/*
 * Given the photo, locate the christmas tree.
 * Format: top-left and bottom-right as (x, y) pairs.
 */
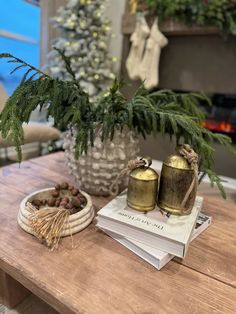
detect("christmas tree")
(48, 0), (115, 97)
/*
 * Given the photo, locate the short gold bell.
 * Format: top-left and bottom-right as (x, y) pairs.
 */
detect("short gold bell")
(127, 157), (159, 212)
(157, 145), (198, 215)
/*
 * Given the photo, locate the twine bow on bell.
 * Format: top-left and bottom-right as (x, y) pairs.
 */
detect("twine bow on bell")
(177, 144), (199, 208)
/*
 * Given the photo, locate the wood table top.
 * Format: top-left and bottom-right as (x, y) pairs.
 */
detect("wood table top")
(0, 152), (235, 314)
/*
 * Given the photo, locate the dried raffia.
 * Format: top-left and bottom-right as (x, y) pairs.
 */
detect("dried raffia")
(26, 202), (72, 250)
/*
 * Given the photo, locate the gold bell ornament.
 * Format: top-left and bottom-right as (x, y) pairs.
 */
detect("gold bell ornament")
(157, 144), (199, 216)
(110, 157), (159, 212)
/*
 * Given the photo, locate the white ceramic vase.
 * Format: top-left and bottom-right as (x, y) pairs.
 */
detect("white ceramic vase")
(63, 128), (140, 196)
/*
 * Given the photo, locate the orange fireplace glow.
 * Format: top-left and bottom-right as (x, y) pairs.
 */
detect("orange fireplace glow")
(203, 120), (236, 134)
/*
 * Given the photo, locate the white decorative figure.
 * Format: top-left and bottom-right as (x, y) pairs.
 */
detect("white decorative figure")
(126, 15), (150, 80)
(139, 18), (168, 89)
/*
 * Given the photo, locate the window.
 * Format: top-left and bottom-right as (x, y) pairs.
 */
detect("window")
(0, 0), (40, 95)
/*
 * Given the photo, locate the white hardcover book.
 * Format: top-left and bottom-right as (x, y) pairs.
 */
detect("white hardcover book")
(103, 213), (212, 270)
(96, 191), (202, 258)
(191, 212), (212, 241)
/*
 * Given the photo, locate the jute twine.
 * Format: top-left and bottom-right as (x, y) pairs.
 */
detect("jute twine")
(109, 158), (148, 195)
(129, 0), (138, 14)
(178, 144), (199, 208)
(26, 203), (73, 251)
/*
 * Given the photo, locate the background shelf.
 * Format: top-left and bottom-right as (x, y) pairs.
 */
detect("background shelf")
(122, 13), (219, 36)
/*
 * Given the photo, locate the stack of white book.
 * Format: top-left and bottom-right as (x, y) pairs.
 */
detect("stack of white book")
(96, 191), (212, 270)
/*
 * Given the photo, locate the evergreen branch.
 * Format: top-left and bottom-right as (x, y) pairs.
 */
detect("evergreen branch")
(10, 64), (26, 75)
(0, 53), (49, 79)
(28, 72), (39, 81)
(0, 51), (235, 198)
(205, 169), (227, 199)
(198, 172), (207, 185)
(21, 68), (33, 84)
(143, 0), (236, 36)
(53, 47), (77, 81)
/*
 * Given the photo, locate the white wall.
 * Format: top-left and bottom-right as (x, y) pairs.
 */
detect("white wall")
(105, 0), (126, 73)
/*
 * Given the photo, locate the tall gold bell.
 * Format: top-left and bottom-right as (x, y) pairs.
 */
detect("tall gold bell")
(157, 152), (197, 215)
(127, 158), (159, 212)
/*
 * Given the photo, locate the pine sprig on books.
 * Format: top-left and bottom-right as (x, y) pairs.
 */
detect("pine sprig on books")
(0, 50), (235, 197)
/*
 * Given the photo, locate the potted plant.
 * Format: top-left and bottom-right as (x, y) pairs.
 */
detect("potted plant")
(0, 49), (234, 197)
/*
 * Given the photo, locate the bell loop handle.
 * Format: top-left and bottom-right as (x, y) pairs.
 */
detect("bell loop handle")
(109, 156), (153, 196)
(140, 156), (152, 168)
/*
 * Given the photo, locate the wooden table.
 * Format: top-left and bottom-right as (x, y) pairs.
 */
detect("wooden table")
(0, 152), (235, 314)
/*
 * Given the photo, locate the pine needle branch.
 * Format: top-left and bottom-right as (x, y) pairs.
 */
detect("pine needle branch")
(205, 169), (227, 199)
(0, 51), (235, 198)
(53, 47), (77, 82)
(0, 53), (49, 79)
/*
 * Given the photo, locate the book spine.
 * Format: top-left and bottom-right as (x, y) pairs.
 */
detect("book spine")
(182, 198), (204, 258)
(192, 215), (212, 241)
(100, 213), (212, 271)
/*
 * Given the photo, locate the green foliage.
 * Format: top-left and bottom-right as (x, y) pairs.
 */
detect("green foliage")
(143, 0), (236, 36)
(0, 51), (92, 160)
(0, 50), (235, 198)
(204, 169), (227, 199)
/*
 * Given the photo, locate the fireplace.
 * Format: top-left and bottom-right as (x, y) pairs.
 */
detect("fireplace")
(138, 91), (236, 178)
(120, 26), (236, 177)
(200, 94), (236, 143)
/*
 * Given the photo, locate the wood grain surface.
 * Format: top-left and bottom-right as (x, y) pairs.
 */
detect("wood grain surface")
(0, 270), (30, 309)
(0, 152), (235, 314)
(175, 197), (236, 287)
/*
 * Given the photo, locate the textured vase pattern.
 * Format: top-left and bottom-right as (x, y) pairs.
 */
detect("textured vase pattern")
(63, 129), (140, 196)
